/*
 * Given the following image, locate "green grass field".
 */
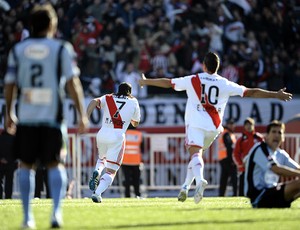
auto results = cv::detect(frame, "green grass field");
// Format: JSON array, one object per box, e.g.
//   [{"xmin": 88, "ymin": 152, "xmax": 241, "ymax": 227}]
[{"xmin": 1, "ymin": 197, "xmax": 299, "ymax": 230}]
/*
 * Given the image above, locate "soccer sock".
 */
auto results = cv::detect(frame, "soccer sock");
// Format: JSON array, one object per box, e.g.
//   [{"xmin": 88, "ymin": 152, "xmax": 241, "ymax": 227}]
[
  {"xmin": 94, "ymin": 172, "xmax": 115, "ymax": 196},
  {"xmin": 95, "ymin": 158, "xmax": 106, "ymax": 175},
  {"xmin": 19, "ymin": 168, "xmax": 35, "ymax": 223},
  {"xmin": 182, "ymin": 160, "xmax": 194, "ymax": 190},
  {"xmin": 190, "ymin": 153, "xmax": 205, "ymax": 186},
  {"xmin": 48, "ymin": 166, "xmax": 67, "ymax": 219}
]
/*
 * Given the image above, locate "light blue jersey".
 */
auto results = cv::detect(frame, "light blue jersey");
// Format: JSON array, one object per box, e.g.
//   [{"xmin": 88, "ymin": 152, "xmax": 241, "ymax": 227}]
[
  {"xmin": 244, "ymin": 142, "xmax": 299, "ymax": 196},
  {"xmin": 4, "ymin": 38, "xmax": 80, "ymax": 126}
]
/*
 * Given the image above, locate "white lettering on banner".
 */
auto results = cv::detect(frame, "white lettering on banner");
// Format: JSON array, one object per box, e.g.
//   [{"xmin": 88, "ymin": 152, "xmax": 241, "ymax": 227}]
[{"xmin": 0, "ymin": 97, "xmax": 299, "ymax": 128}]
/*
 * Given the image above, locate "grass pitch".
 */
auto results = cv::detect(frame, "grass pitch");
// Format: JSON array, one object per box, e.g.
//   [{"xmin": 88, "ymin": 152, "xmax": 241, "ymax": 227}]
[{"xmin": 1, "ymin": 196, "xmax": 299, "ymax": 229}]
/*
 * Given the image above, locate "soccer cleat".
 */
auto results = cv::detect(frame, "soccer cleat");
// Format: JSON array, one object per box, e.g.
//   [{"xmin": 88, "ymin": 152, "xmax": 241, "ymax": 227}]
[
  {"xmin": 21, "ymin": 220, "xmax": 36, "ymax": 229},
  {"xmin": 194, "ymin": 179, "xmax": 208, "ymax": 204},
  {"xmin": 178, "ymin": 186, "xmax": 189, "ymax": 202},
  {"xmin": 91, "ymin": 193, "xmax": 102, "ymax": 203},
  {"xmin": 51, "ymin": 214, "xmax": 63, "ymax": 229},
  {"xmin": 89, "ymin": 170, "xmax": 99, "ymax": 191}
]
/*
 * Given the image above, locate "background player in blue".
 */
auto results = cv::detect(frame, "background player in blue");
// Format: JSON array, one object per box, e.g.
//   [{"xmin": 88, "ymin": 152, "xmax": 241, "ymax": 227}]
[
  {"xmin": 244, "ymin": 120, "xmax": 300, "ymax": 208},
  {"xmin": 4, "ymin": 3, "xmax": 88, "ymax": 229}
]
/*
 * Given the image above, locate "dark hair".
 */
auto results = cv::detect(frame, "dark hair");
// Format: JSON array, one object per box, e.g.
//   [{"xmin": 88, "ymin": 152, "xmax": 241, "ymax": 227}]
[
  {"xmin": 244, "ymin": 117, "xmax": 255, "ymax": 125},
  {"xmin": 203, "ymin": 52, "xmax": 220, "ymax": 73},
  {"xmin": 266, "ymin": 120, "xmax": 285, "ymax": 133},
  {"xmin": 116, "ymin": 82, "xmax": 132, "ymax": 96},
  {"xmin": 30, "ymin": 3, "xmax": 57, "ymax": 37}
]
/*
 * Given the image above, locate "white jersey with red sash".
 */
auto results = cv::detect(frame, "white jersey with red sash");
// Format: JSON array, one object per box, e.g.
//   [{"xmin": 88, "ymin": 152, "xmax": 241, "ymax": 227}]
[
  {"xmin": 171, "ymin": 73, "xmax": 246, "ymax": 132},
  {"xmin": 95, "ymin": 94, "xmax": 140, "ymax": 170}
]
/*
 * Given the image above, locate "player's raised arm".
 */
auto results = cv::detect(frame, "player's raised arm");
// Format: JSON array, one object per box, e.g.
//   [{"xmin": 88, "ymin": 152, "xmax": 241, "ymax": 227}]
[
  {"xmin": 139, "ymin": 74, "xmax": 173, "ymax": 88},
  {"xmin": 244, "ymin": 87, "xmax": 293, "ymax": 102}
]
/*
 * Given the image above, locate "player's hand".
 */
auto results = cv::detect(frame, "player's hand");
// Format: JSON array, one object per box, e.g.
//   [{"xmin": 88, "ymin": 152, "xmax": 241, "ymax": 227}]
[
  {"xmin": 277, "ymin": 87, "xmax": 292, "ymax": 101},
  {"xmin": 5, "ymin": 114, "xmax": 17, "ymax": 135},
  {"xmin": 139, "ymin": 73, "xmax": 147, "ymax": 88}
]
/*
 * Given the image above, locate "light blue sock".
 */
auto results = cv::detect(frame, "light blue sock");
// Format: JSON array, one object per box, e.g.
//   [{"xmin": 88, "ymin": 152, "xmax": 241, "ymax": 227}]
[
  {"xmin": 48, "ymin": 167, "xmax": 67, "ymax": 218},
  {"xmin": 19, "ymin": 168, "xmax": 35, "ymax": 223}
]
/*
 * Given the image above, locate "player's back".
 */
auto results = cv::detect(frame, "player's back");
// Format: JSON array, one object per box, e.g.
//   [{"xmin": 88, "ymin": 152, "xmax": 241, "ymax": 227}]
[
  {"xmin": 100, "ymin": 94, "xmax": 140, "ymax": 132},
  {"xmin": 175, "ymin": 72, "xmax": 245, "ymax": 131},
  {"xmin": 9, "ymin": 38, "xmax": 68, "ymax": 125}
]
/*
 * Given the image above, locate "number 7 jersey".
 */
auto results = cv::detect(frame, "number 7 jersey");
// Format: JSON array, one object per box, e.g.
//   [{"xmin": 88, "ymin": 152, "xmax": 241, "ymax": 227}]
[
  {"xmin": 96, "ymin": 94, "xmax": 140, "ymax": 132},
  {"xmin": 171, "ymin": 72, "xmax": 246, "ymax": 131}
]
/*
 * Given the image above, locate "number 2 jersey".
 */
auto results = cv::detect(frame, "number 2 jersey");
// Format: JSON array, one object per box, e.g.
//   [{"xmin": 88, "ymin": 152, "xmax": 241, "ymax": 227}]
[
  {"xmin": 4, "ymin": 38, "xmax": 79, "ymax": 126},
  {"xmin": 171, "ymin": 72, "xmax": 246, "ymax": 132},
  {"xmin": 96, "ymin": 94, "xmax": 140, "ymax": 133}
]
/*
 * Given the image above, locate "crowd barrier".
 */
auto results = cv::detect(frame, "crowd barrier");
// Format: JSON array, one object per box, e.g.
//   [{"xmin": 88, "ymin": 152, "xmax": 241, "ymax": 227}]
[{"xmin": 11, "ymin": 133, "xmax": 300, "ymax": 198}]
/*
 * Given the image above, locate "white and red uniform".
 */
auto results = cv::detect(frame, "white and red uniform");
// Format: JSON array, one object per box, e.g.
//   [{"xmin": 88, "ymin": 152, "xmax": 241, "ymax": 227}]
[
  {"xmin": 95, "ymin": 94, "xmax": 140, "ymax": 170},
  {"xmin": 171, "ymin": 72, "xmax": 246, "ymax": 149}
]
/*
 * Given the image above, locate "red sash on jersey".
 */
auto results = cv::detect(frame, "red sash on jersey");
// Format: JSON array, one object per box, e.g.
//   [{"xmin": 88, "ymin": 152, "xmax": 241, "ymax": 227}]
[
  {"xmin": 191, "ymin": 75, "xmax": 221, "ymax": 129},
  {"xmin": 106, "ymin": 95, "xmax": 123, "ymax": 129}
]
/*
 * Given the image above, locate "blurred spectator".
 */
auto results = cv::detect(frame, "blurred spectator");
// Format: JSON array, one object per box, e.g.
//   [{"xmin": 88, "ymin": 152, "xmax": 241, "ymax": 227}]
[
  {"xmin": 265, "ymin": 54, "xmax": 285, "ymax": 91},
  {"xmin": 197, "ymin": 19, "xmax": 223, "ymax": 56},
  {"xmin": 121, "ymin": 62, "xmax": 147, "ymax": 98},
  {"xmin": 0, "ymin": 0, "xmax": 300, "ymax": 97}
]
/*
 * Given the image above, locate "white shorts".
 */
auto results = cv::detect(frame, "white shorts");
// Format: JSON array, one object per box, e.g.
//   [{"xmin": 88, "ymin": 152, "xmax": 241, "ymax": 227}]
[
  {"xmin": 96, "ymin": 128, "xmax": 126, "ymax": 171},
  {"xmin": 185, "ymin": 125, "xmax": 220, "ymax": 150}
]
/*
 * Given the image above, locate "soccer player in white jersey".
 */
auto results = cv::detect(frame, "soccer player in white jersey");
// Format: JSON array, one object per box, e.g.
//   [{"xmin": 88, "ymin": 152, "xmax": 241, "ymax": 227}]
[
  {"xmin": 139, "ymin": 52, "xmax": 292, "ymax": 204},
  {"xmin": 86, "ymin": 82, "xmax": 141, "ymax": 203},
  {"xmin": 4, "ymin": 3, "xmax": 88, "ymax": 229},
  {"xmin": 244, "ymin": 120, "xmax": 300, "ymax": 208}
]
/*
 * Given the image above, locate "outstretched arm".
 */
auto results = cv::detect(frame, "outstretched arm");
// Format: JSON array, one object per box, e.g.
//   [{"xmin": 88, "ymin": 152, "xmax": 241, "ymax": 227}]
[
  {"xmin": 244, "ymin": 87, "xmax": 292, "ymax": 101},
  {"xmin": 139, "ymin": 74, "xmax": 173, "ymax": 88}
]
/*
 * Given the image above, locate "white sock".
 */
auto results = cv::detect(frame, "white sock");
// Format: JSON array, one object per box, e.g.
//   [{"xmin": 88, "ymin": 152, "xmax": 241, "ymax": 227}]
[
  {"xmin": 95, "ymin": 172, "xmax": 114, "ymax": 196},
  {"xmin": 95, "ymin": 158, "xmax": 106, "ymax": 175},
  {"xmin": 182, "ymin": 160, "xmax": 194, "ymax": 190},
  {"xmin": 190, "ymin": 153, "xmax": 205, "ymax": 186}
]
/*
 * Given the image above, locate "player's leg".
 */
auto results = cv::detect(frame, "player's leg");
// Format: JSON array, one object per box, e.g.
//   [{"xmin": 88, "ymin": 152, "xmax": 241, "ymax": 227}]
[
  {"xmin": 44, "ymin": 126, "xmax": 67, "ymax": 228},
  {"xmin": 92, "ymin": 140, "xmax": 125, "ymax": 202},
  {"xmin": 283, "ymin": 179, "xmax": 300, "ymax": 201},
  {"xmin": 89, "ymin": 156, "xmax": 106, "ymax": 191},
  {"xmin": 178, "ymin": 161, "xmax": 194, "ymax": 202},
  {"xmin": 14, "ymin": 125, "xmax": 37, "ymax": 229}
]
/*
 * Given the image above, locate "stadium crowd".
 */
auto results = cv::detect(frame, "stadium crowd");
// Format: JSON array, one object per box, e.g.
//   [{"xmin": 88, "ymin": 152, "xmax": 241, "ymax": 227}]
[{"xmin": 0, "ymin": 0, "xmax": 300, "ymax": 98}]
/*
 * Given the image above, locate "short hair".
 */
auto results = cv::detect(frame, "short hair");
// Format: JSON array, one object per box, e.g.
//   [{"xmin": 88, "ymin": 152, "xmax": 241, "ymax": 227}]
[
  {"xmin": 30, "ymin": 3, "xmax": 57, "ymax": 37},
  {"xmin": 203, "ymin": 52, "xmax": 220, "ymax": 73},
  {"xmin": 244, "ymin": 117, "xmax": 255, "ymax": 125},
  {"xmin": 266, "ymin": 120, "xmax": 285, "ymax": 133},
  {"xmin": 117, "ymin": 82, "xmax": 132, "ymax": 96}
]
